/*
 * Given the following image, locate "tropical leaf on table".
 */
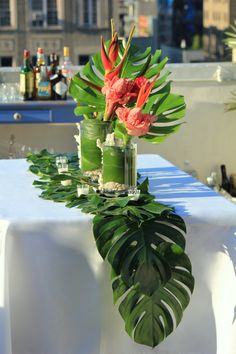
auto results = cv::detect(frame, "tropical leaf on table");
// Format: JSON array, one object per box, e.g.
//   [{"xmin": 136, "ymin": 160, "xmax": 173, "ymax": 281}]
[
  {"xmin": 93, "ymin": 210, "xmax": 193, "ymax": 347},
  {"xmin": 112, "ymin": 245, "xmax": 194, "ymax": 347}
]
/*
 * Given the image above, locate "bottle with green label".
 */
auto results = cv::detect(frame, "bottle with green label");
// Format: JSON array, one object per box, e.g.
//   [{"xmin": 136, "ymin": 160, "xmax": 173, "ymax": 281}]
[{"xmin": 19, "ymin": 49, "xmax": 34, "ymax": 101}]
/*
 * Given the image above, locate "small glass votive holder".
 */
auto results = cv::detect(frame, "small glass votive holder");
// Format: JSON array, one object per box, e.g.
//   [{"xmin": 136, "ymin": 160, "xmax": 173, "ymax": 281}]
[
  {"xmin": 58, "ymin": 163, "xmax": 72, "ymax": 186},
  {"xmin": 77, "ymin": 184, "xmax": 90, "ymax": 197},
  {"xmin": 56, "ymin": 155, "xmax": 68, "ymax": 168},
  {"xmin": 128, "ymin": 188, "xmax": 140, "ymax": 201}
]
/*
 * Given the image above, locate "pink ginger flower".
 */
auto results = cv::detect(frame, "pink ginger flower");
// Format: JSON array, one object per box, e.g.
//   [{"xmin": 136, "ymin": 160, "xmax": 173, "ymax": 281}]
[
  {"xmin": 116, "ymin": 107, "xmax": 157, "ymax": 136},
  {"xmin": 102, "ymin": 76, "xmax": 137, "ymax": 120}
]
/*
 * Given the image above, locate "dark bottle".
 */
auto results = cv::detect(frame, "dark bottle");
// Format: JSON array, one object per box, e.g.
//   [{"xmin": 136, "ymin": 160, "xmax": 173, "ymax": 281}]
[
  {"xmin": 49, "ymin": 52, "xmax": 59, "ymax": 77},
  {"xmin": 220, "ymin": 164, "xmax": 231, "ymax": 193},
  {"xmin": 50, "ymin": 68, "xmax": 67, "ymax": 100},
  {"xmin": 34, "ymin": 47, "xmax": 46, "ymax": 98},
  {"xmin": 19, "ymin": 49, "xmax": 34, "ymax": 100}
]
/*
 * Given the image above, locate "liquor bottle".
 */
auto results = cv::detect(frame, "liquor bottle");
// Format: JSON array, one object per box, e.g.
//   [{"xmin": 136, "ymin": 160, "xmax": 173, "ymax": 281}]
[
  {"xmin": 37, "ymin": 65, "xmax": 52, "ymax": 100},
  {"xmin": 61, "ymin": 46, "xmax": 73, "ymax": 80},
  {"xmin": 49, "ymin": 52, "xmax": 59, "ymax": 77},
  {"xmin": 34, "ymin": 47, "xmax": 46, "ymax": 97},
  {"xmin": 50, "ymin": 67, "xmax": 67, "ymax": 100},
  {"xmin": 220, "ymin": 164, "xmax": 231, "ymax": 193},
  {"xmin": 19, "ymin": 49, "xmax": 34, "ymax": 101}
]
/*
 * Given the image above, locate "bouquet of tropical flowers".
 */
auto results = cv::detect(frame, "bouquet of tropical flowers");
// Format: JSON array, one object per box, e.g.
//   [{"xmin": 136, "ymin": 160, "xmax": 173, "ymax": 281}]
[{"xmin": 70, "ymin": 20, "xmax": 185, "ymax": 194}]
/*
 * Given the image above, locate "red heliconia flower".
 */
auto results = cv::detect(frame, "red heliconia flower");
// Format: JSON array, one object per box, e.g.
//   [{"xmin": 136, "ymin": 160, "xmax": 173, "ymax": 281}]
[
  {"xmin": 101, "ymin": 21, "xmax": 135, "ymax": 79},
  {"xmin": 108, "ymin": 32, "xmax": 119, "ymax": 64},
  {"xmin": 116, "ymin": 107, "xmax": 157, "ymax": 136},
  {"xmin": 136, "ymin": 74, "xmax": 159, "ymax": 109},
  {"xmin": 101, "ymin": 36, "xmax": 117, "ymax": 74}
]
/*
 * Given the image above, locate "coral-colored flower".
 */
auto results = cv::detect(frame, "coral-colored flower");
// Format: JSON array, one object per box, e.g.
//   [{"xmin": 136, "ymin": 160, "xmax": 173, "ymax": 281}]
[
  {"xmin": 102, "ymin": 76, "xmax": 136, "ymax": 104},
  {"xmin": 102, "ymin": 76, "xmax": 137, "ymax": 120},
  {"xmin": 116, "ymin": 107, "xmax": 157, "ymax": 136}
]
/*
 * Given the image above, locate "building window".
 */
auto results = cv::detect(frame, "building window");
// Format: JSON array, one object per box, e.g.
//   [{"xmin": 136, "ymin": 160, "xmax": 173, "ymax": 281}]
[
  {"xmin": 31, "ymin": 0, "xmax": 58, "ymax": 27},
  {"xmin": 0, "ymin": 0, "xmax": 10, "ymax": 26},
  {"xmin": 83, "ymin": 0, "xmax": 97, "ymax": 26},
  {"xmin": 47, "ymin": 0, "xmax": 58, "ymax": 25},
  {"xmin": 0, "ymin": 57, "xmax": 12, "ymax": 66}
]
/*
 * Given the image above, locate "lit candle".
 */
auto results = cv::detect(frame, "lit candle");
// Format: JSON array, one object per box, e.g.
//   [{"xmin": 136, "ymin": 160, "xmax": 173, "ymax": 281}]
[
  {"xmin": 58, "ymin": 163, "xmax": 72, "ymax": 186},
  {"xmin": 128, "ymin": 188, "xmax": 140, "ymax": 201},
  {"xmin": 77, "ymin": 184, "xmax": 89, "ymax": 197}
]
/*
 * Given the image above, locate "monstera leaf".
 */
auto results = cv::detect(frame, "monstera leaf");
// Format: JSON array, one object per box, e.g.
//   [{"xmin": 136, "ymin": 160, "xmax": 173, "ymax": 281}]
[
  {"xmin": 93, "ymin": 208, "xmax": 194, "ymax": 347},
  {"xmin": 112, "ymin": 247, "xmax": 194, "ymax": 347},
  {"xmin": 69, "ymin": 40, "xmax": 185, "ymax": 143}
]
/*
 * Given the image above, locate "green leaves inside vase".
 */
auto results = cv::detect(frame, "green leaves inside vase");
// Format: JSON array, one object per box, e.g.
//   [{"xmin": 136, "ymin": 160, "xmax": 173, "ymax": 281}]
[
  {"xmin": 78, "ymin": 119, "xmax": 112, "ymax": 180},
  {"xmin": 100, "ymin": 142, "xmax": 137, "ymax": 195}
]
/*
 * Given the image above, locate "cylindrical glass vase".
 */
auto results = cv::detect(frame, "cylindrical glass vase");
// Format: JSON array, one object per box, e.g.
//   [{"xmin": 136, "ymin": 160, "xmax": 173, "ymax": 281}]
[
  {"xmin": 78, "ymin": 119, "xmax": 112, "ymax": 181},
  {"xmin": 100, "ymin": 141, "xmax": 137, "ymax": 196}
]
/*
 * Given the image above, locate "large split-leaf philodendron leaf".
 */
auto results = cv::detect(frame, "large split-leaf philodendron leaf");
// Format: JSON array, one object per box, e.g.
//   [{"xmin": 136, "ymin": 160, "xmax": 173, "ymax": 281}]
[
  {"xmin": 93, "ymin": 210, "xmax": 188, "ymax": 293},
  {"xmin": 93, "ymin": 208, "xmax": 194, "ymax": 347},
  {"xmin": 112, "ymin": 249, "xmax": 194, "ymax": 347}
]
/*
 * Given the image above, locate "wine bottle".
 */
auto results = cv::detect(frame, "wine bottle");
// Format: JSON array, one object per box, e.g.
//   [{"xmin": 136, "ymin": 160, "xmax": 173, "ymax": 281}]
[
  {"xmin": 19, "ymin": 49, "xmax": 34, "ymax": 101},
  {"xmin": 220, "ymin": 164, "xmax": 231, "ymax": 193}
]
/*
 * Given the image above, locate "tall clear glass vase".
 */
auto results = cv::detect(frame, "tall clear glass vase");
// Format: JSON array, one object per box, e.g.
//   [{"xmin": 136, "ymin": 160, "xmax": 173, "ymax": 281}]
[
  {"xmin": 76, "ymin": 119, "xmax": 112, "ymax": 181},
  {"xmin": 99, "ymin": 137, "xmax": 137, "ymax": 196}
]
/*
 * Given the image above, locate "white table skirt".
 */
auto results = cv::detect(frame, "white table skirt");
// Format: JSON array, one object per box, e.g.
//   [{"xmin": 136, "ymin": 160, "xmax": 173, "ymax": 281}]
[{"xmin": 0, "ymin": 155, "xmax": 236, "ymax": 354}]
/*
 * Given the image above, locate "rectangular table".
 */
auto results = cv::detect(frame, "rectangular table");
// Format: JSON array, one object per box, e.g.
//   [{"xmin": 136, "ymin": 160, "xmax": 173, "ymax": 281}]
[{"xmin": 0, "ymin": 155, "xmax": 236, "ymax": 354}]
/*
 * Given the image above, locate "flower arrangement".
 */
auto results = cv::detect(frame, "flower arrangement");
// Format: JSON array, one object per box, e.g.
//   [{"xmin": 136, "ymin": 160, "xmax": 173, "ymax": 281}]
[{"xmin": 70, "ymin": 19, "xmax": 185, "ymax": 145}]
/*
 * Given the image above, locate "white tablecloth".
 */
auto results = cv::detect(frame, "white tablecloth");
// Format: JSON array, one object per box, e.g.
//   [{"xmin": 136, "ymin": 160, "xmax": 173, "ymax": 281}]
[{"xmin": 0, "ymin": 155, "xmax": 236, "ymax": 354}]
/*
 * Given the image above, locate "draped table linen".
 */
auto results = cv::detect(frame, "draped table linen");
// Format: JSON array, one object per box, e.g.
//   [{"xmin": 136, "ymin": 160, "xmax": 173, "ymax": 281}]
[{"xmin": 0, "ymin": 155, "xmax": 236, "ymax": 354}]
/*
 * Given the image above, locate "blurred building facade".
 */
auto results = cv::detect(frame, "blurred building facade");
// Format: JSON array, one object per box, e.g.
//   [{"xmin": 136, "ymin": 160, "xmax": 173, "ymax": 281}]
[
  {"xmin": 117, "ymin": 0, "xmax": 157, "ymax": 38},
  {"xmin": 157, "ymin": 0, "xmax": 203, "ymax": 63},
  {"xmin": 0, "ymin": 0, "xmax": 118, "ymax": 66},
  {"xmin": 203, "ymin": 0, "xmax": 236, "ymax": 61}
]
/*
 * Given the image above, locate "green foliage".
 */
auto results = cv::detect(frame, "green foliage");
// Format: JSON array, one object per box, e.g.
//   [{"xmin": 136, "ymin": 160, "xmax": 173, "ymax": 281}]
[
  {"xmin": 224, "ymin": 20, "xmax": 236, "ymax": 48},
  {"xmin": 225, "ymin": 90, "xmax": 236, "ymax": 112},
  {"xmin": 69, "ymin": 40, "xmax": 185, "ymax": 143},
  {"xmin": 27, "ymin": 150, "xmax": 194, "ymax": 348}
]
